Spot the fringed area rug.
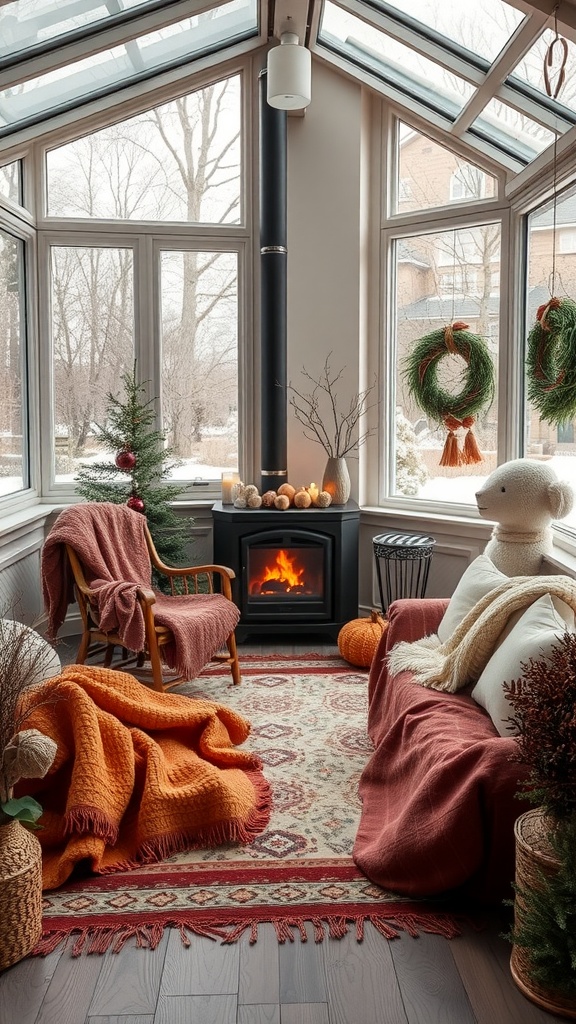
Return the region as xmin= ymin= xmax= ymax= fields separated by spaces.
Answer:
xmin=36 ymin=654 xmax=468 ymax=955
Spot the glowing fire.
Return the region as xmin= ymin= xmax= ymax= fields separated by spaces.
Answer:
xmin=261 ymin=549 xmax=304 ymax=590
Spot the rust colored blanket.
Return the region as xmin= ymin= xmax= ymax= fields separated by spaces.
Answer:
xmin=352 ymin=598 xmax=531 ymax=905
xmin=41 ymin=503 xmax=240 ymax=681
xmin=18 ymin=665 xmax=271 ymax=891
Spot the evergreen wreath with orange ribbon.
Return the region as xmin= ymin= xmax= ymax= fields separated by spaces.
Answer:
xmin=526 ymin=297 xmax=576 ymax=426
xmin=404 ymin=321 xmax=495 ymax=467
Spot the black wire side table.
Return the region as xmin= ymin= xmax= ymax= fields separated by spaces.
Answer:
xmin=372 ymin=531 xmax=436 ymax=613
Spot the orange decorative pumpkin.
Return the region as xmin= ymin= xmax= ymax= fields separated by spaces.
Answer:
xmin=337 ymin=609 xmax=388 ymax=668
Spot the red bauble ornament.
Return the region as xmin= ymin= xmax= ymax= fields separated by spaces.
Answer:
xmin=115 ymin=449 xmax=136 ymax=471
xmin=127 ymin=495 xmax=145 ymax=513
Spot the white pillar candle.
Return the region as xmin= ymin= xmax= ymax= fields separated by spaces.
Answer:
xmin=221 ymin=472 xmax=240 ymax=504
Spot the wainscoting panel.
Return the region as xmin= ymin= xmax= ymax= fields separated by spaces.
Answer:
xmin=359 ymin=512 xmax=492 ymax=618
xmin=0 ymin=549 xmax=43 ymax=623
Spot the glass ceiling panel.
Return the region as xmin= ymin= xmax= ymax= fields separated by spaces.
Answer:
xmin=470 ymin=96 xmax=557 ymax=162
xmin=507 ymin=27 xmax=576 ymax=119
xmin=0 ymin=0 xmax=157 ymax=60
xmin=0 ymin=0 xmax=257 ymax=133
xmin=320 ymin=2 xmax=475 ymax=118
xmin=368 ymin=0 xmax=525 ymax=65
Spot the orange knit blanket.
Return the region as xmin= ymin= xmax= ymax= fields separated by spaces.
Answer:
xmin=17 ymin=665 xmax=271 ymax=891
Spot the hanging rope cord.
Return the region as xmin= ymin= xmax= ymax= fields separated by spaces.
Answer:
xmin=543 ymin=6 xmax=568 ymax=298
xmin=524 ymin=16 xmax=576 ymax=427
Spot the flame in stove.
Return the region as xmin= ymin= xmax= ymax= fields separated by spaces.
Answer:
xmin=261 ymin=549 xmax=303 ymax=590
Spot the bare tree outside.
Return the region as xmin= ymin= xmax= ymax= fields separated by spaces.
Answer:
xmin=0 ymin=161 xmax=20 ymax=205
xmin=160 ymin=249 xmax=238 ymax=468
xmin=51 ymin=245 xmax=134 ymax=464
xmin=0 ymin=230 xmax=24 ymax=496
xmin=46 ymin=75 xmax=241 ymax=483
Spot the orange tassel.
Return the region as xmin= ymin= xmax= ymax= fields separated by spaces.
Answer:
xmin=463 ymin=427 xmax=483 ymax=464
xmin=439 ymin=430 xmax=461 ymax=467
xmin=460 ymin=416 xmax=483 ymax=464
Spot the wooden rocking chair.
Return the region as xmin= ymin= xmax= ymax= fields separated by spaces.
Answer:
xmin=64 ymin=519 xmax=241 ymax=691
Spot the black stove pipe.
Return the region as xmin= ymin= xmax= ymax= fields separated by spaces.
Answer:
xmin=259 ymin=68 xmax=288 ymax=496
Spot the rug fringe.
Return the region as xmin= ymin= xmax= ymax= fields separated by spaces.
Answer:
xmin=33 ymin=910 xmax=468 ymax=957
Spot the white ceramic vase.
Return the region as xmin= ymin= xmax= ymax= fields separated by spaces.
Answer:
xmin=322 ymin=457 xmax=351 ymax=505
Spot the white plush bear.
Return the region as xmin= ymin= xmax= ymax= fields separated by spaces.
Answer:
xmin=475 ymin=458 xmax=574 ymax=576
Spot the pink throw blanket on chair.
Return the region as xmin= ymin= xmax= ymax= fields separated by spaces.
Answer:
xmin=42 ymin=503 xmax=240 ymax=680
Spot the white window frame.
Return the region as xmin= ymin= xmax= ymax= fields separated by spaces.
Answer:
xmin=31 ymin=63 xmax=254 ymax=505
xmin=378 ymin=112 xmax=514 ymax=516
xmin=37 ymin=227 xmax=250 ymax=503
xmin=0 ymin=203 xmax=40 ymax=516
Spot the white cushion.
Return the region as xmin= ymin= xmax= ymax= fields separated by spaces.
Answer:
xmin=437 ymin=554 xmax=509 ymax=643
xmin=0 ymin=619 xmax=61 ymax=687
xmin=470 ymin=594 xmax=573 ymax=736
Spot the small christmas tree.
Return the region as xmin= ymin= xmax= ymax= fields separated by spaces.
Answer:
xmin=75 ymin=365 xmax=192 ymax=572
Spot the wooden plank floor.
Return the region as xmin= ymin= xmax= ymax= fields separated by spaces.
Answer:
xmin=0 ymin=637 xmax=560 ymax=1024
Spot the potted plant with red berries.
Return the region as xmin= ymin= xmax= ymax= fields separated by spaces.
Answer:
xmin=504 ymin=631 xmax=576 ymax=1019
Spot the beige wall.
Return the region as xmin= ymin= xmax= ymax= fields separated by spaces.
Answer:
xmin=285 ymin=62 xmax=364 ymax=493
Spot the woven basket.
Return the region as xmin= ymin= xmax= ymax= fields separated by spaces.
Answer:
xmin=510 ymin=809 xmax=576 ymax=1020
xmin=0 ymin=819 xmax=43 ymax=970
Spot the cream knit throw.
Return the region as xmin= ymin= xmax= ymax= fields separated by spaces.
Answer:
xmin=387 ymin=575 xmax=576 ymax=692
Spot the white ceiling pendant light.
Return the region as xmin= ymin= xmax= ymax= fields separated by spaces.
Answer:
xmin=267 ymin=32 xmax=311 ymax=110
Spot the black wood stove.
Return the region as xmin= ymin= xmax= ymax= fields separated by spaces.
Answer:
xmin=212 ymin=501 xmax=359 ymax=642
xmin=211 ymin=75 xmax=359 ymax=641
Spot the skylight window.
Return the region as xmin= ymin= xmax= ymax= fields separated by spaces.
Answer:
xmin=320 ymin=2 xmax=475 ymax=118
xmin=368 ymin=0 xmax=525 ymax=64
xmin=507 ymin=27 xmax=576 ymax=117
xmin=316 ymin=0 xmax=576 ymax=170
xmin=0 ymin=0 xmax=258 ymax=135
xmin=0 ymin=0 xmax=161 ymax=60
xmin=470 ymin=97 xmax=557 ymax=162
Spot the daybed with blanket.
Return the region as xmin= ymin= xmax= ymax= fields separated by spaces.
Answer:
xmin=353 ymin=556 xmax=576 ymax=905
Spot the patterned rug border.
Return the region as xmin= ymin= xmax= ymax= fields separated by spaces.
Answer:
xmin=33 ymin=657 xmax=473 ymax=956
xmin=201 ymin=653 xmax=355 ymax=676
xmin=36 ymin=857 xmax=469 ymax=956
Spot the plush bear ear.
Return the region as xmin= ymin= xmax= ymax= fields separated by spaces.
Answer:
xmin=548 ymin=480 xmax=574 ymax=519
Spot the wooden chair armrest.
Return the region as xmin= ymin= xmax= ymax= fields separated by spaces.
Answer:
xmin=157 ymin=565 xmax=235 ymax=600
xmin=144 ymin=522 xmax=235 ymax=581
xmin=155 ymin=563 xmax=235 ymax=580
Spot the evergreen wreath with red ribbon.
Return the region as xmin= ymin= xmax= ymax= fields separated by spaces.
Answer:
xmin=404 ymin=321 xmax=495 ymax=467
xmin=526 ymin=297 xmax=576 ymax=426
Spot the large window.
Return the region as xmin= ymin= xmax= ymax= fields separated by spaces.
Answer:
xmin=45 ymin=77 xmax=242 ymax=223
xmin=391 ymin=224 xmax=500 ymax=506
xmin=43 ymin=75 xmax=243 ymax=494
xmin=159 ymin=248 xmax=238 ymax=479
xmin=525 ymin=184 xmax=576 ymax=532
xmin=0 ymin=229 xmax=27 ymax=497
xmin=50 ymin=244 xmax=135 ymax=483
xmin=389 ymin=121 xmax=502 ymax=509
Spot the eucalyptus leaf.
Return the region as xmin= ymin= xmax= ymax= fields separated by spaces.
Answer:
xmin=1 ymin=795 xmax=43 ymax=824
